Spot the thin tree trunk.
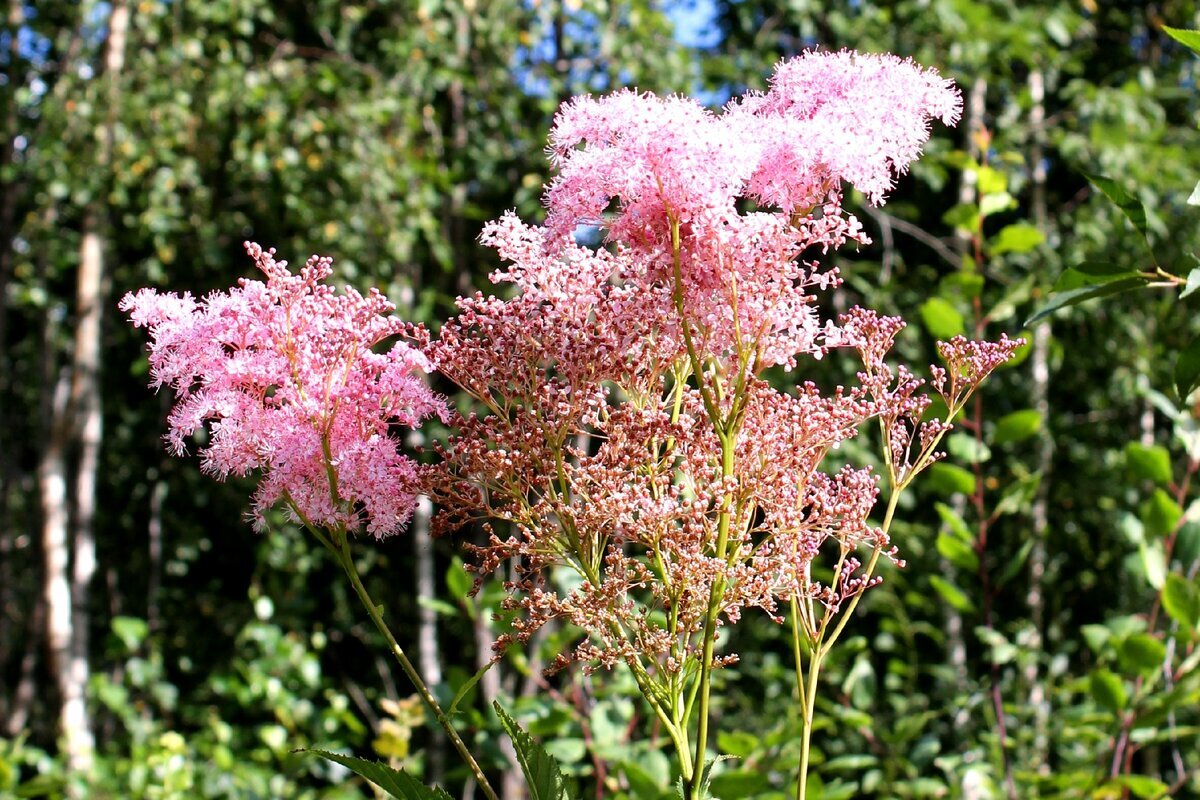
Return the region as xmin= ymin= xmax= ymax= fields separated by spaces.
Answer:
xmin=5 ymin=592 xmax=45 ymax=736
xmin=412 ymin=488 xmax=446 ymax=784
xmin=38 ymin=0 xmax=130 ymax=779
xmin=40 ymin=362 xmax=89 ymax=771
xmin=1025 ymin=67 xmax=1054 ymax=772
xmin=475 ymin=593 xmax=523 ymax=800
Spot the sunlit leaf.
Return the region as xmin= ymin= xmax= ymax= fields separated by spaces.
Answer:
xmin=1125 ymin=443 xmax=1173 ymax=485
xmin=303 ymin=750 xmax=452 ymax=799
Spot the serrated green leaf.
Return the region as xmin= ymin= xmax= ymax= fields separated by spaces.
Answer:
xmin=303 ymin=750 xmax=453 ymax=799
xmin=920 ymin=297 xmax=966 ymax=339
xmin=1118 ymin=634 xmax=1167 ymax=677
xmin=1164 ymin=25 xmax=1200 ymax=56
xmin=992 ymin=409 xmax=1042 ymax=445
xmin=1162 ymin=573 xmax=1200 ymax=633
xmin=1086 ymin=173 xmax=1149 ymax=246
xmin=1125 ymin=443 xmax=1173 ymax=485
xmin=494 ymin=702 xmax=576 ymax=800
xmin=1175 ymin=336 xmax=1200 ymax=401
xmin=1090 ymin=669 xmax=1127 ymax=711
xmin=929 ymin=575 xmax=975 ymax=613
xmin=989 ymin=222 xmax=1044 ymax=255
xmin=1025 ymin=277 xmax=1148 ymax=326
xmin=927 ymin=463 xmax=977 ymax=496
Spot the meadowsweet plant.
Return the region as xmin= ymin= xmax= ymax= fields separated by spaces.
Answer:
xmin=124 ymin=49 xmax=1024 ymax=800
xmin=430 ymin=50 xmax=1022 ymax=798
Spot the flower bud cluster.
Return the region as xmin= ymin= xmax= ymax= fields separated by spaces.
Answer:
xmin=431 ymin=51 xmax=1018 ymax=676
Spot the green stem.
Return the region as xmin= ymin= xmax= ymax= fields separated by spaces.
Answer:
xmin=330 ymin=530 xmax=500 ymax=800
xmin=690 ymin=433 xmax=737 ymax=799
xmin=796 ymin=645 xmax=822 ymax=800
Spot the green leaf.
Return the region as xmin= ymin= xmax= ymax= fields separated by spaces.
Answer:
xmin=1188 ymin=180 xmax=1200 ymax=208
xmin=1125 ymin=443 xmax=1173 ymax=485
xmin=1100 ymin=775 xmax=1171 ymax=799
xmin=1182 ymin=267 xmax=1200 ymax=298
xmin=1052 ymin=261 xmax=1140 ymax=291
xmin=1025 ymin=277 xmax=1148 ymax=326
xmin=946 ymin=432 xmax=991 ymax=464
xmin=1163 ymin=25 xmax=1200 ymax=56
xmin=979 ymin=191 xmax=1016 ymax=217
xmin=929 ymin=575 xmax=975 ymax=613
xmin=1174 ymin=336 xmax=1200 ymax=401
xmin=942 ymin=202 xmax=980 ymax=233
xmin=1085 ymin=173 xmax=1150 ymax=245
xmin=494 ymin=702 xmax=576 ymax=800
xmin=926 ymin=463 xmax=977 ymax=496
xmin=1162 ymin=573 xmax=1200 ymax=633
xmin=1090 ymin=669 xmax=1127 ymax=711
xmin=111 ymin=616 xmax=150 ymax=651
xmin=303 ymin=750 xmax=453 ymax=799
xmin=448 ymin=660 xmax=495 ymax=716
xmin=919 ymin=297 xmax=966 ymax=339
xmin=1140 ymin=538 xmax=1167 ymax=590
xmin=937 ymin=529 xmax=980 ymax=572
xmin=974 ymin=626 xmax=1016 ymax=665
xmin=1141 ymin=489 xmax=1183 ymax=540
xmin=446 ymin=557 xmax=473 ymax=599
xmin=996 ymin=539 xmax=1035 ymax=589
xmin=708 ymin=770 xmax=770 ymax=797
xmin=989 ymin=222 xmax=1044 ymax=255
xmin=934 ymin=502 xmax=973 ymax=543
xmin=1118 ymin=634 xmax=1167 ymax=677
xmin=992 ymin=409 xmax=1042 ymax=445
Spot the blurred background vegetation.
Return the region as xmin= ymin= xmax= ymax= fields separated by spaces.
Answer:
xmin=4 ymin=0 xmax=1200 ymax=798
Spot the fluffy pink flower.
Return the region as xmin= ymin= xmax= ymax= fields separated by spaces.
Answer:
xmin=122 ymin=242 xmax=445 ymax=537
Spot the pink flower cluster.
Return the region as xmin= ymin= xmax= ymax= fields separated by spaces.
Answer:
xmin=121 ymin=242 xmax=445 ymax=537
xmin=431 ymin=51 xmax=1019 ymax=673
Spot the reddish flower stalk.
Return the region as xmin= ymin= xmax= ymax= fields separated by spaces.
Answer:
xmin=430 ymin=50 xmax=1023 ymax=797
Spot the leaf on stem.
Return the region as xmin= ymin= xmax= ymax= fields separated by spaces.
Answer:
xmin=1025 ymin=277 xmax=1148 ymax=326
xmin=494 ymin=702 xmax=578 ymax=800
xmin=1174 ymin=335 xmax=1200 ymax=400
xmin=1084 ymin=173 xmax=1151 ymax=249
xmin=302 ymin=749 xmax=453 ymax=799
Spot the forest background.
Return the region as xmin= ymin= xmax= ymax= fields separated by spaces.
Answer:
xmin=4 ymin=1 xmax=1200 ymax=798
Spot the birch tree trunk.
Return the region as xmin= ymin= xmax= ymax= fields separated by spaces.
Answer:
xmin=1025 ymin=67 xmax=1054 ymax=771
xmin=37 ymin=0 xmax=130 ymax=780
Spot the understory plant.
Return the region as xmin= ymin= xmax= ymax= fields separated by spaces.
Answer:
xmin=123 ymin=50 xmax=1022 ymax=799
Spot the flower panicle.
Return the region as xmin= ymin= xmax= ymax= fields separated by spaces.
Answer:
xmin=122 ymin=242 xmax=445 ymax=538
